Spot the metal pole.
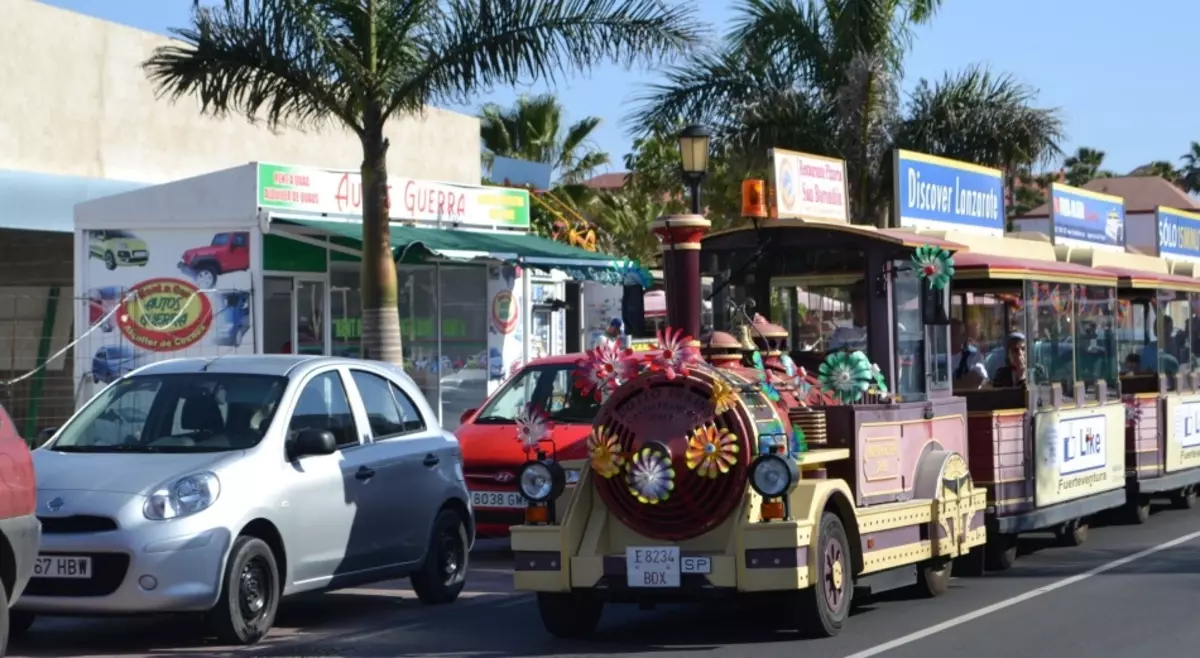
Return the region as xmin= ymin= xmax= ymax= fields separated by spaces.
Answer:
xmin=435 ymin=262 xmax=443 ymax=427
xmin=688 ymin=178 xmax=702 ymax=215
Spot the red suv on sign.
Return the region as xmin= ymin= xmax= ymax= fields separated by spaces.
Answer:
xmin=178 ymin=232 xmax=250 ymax=289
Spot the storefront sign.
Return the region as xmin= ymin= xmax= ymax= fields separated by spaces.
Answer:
xmin=257 ymin=163 xmax=530 ymax=229
xmin=1156 ymin=206 xmax=1200 ymax=260
xmin=118 ymin=277 xmax=213 ymax=351
xmin=769 ymin=149 xmax=849 ymax=222
xmin=893 ymin=150 xmax=1004 ymax=236
xmin=1034 ymin=406 xmax=1124 ymax=505
xmin=1166 ymin=396 xmax=1200 ymax=472
xmin=1050 ymin=183 xmax=1125 ymax=250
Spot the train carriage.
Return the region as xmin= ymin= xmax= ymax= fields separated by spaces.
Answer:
xmin=508 ymin=214 xmax=988 ymax=638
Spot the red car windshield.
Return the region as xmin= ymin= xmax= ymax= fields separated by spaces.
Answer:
xmin=474 ymin=364 xmax=599 ymax=425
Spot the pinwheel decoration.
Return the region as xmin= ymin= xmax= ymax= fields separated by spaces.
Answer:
xmin=911 ymin=245 xmax=955 ymax=290
xmin=818 ymin=350 xmax=875 ymax=404
xmin=514 ymin=404 xmax=552 ymax=451
xmin=647 ymin=326 xmax=702 ymax=380
xmin=751 ymin=351 xmax=782 ymax=402
xmin=573 ymin=342 xmax=637 ymax=401
xmin=587 ymin=425 xmax=625 ymax=478
xmin=791 ymin=426 xmax=808 ymax=453
xmin=626 ymin=447 xmax=675 ymax=504
xmin=709 ymin=375 xmax=739 ymax=415
xmin=685 ymin=425 xmax=740 ymax=478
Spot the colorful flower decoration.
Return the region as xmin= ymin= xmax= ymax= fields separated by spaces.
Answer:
xmin=818 ymin=350 xmax=874 ymax=404
xmin=647 ymin=326 xmax=702 ymax=380
xmin=514 ymin=404 xmax=552 ymax=451
xmin=626 ymin=447 xmax=675 ymax=504
xmin=911 ymin=245 xmax=955 ymax=290
xmin=709 ymin=376 xmax=739 ymax=415
xmin=791 ymin=426 xmax=808 ymax=453
xmin=757 ymin=419 xmax=787 ymax=454
xmin=587 ymin=425 xmax=625 ymax=478
xmin=685 ymin=425 xmax=740 ymax=478
xmin=573 ymin=342 xmax=637 ymax=401
xmin=751 ymin=351 xmax=782 ymax=402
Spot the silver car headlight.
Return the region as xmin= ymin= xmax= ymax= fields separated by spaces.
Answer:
xmin=748 ymin=454 xmax=800 ymax=498
xmin=144 ymin=472 xmax=221 ymax=520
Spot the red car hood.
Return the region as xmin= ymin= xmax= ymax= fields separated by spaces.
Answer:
xmin=456 ymin=421 xmax=591 ymax=471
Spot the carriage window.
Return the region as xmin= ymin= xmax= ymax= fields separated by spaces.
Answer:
xmin=893 ymin=263 xmax=924 ymax=400
xmin=951 ymin=291 xmax=1017 ymax=388
xmin=1026 ymin=281 xmax=1075 ymax=391
xmin=1075 ymin=285 xmax=1117 ymax=394
xmin=775 ymin=283 xmax=866 ymax=354
xmin=1117 ymin=294 xmax=1152 ymax=377
xmin=1154 ymin=290 xmax=1191 ymax=385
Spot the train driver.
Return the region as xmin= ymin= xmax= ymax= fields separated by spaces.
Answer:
xmin=990 ymin=332 xmax=1029 ymax=388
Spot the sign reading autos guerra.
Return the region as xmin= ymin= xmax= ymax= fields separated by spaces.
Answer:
xmin=256 ymin=163 xmax=530 ymax=229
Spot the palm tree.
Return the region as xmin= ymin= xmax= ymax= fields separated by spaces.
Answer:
xmin=631 ymin=0 xmax=1064 ymax=226
xmin=593 ymin=191 xmax=666 ymax=265
xmin=1062 ymin=147 xmax=1113 ymax=187
xmin=146 ymin=0 xmax=703 ymax=365
xmin=481 ymin=94 xmax=609 ymax=185
xmin=1180 ymin=141 xmax=1200 ymax=194
xmin=1128 ymin=160 xmax=1182 ymax=185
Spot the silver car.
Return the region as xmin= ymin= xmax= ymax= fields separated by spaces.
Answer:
xmin=16 ymin=356 xmax=474 ymax=645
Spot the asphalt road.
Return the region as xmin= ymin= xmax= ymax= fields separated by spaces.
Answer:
xmin=11 ymin=506 xmax=1200 ymax=658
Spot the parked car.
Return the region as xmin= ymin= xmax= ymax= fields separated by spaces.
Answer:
xmin=19 ymin=355 xmax=473 ymax=645
xmin=0 ymin=404 xmax=40 ymax=655
xmin=91 ymin=345 xmax=139 ymax=384
xmin=178 ymin=232 xmax=250 ymax=289
xmin=455 ymin=354 xmax=598 ymax=537
xmin=88 ymin=230 xmax=149 ymax=270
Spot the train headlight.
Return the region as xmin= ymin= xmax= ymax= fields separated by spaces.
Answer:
xmin=748 ymin=454 xmax=800 ymax=498
xmin=518 ymin=459 xmax=567 ymax=503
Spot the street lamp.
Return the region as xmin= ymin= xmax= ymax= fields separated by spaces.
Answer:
xmin=678 ymin=124 xmax=711 ymax=214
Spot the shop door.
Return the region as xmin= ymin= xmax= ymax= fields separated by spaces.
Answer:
xmin=263 ymin=277 xmax=294 ymax=354
xmin=263 ymin=276 xmax=329 ymax=355
xmin=295 ymin=278 xmax=328 ymax=355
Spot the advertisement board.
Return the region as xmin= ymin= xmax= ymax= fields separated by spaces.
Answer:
xmin=1034 ymin=405 xmax=1125 ymax=506
xmin=1165 ymin=395 xmax=1200 ymax=472
xmin=256 ymin=163 xmax=530 ymax=229
xmin=76 ymin=227 xmax=257 ymax=403
xmin=1049 ymin=183 xmax=1125 ymax=251
xmin=893 ymin=150 xmax=1005 ymax=236
xmin=768 ymin=149 xmax=849 ymax=222
xmin=1155 ymin=206 xmax=1200 ymax=261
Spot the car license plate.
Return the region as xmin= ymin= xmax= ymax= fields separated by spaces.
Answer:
xmin=470 ymin=490 xmax=527 ymax=508
xmin=626 ymin=546 xmax=680 ymax=587
xmin=33 ymin=555 xmax=92 ymax=579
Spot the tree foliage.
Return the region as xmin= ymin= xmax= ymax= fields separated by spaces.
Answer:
xmin=480 ymin=93 xmax=610 ymax=184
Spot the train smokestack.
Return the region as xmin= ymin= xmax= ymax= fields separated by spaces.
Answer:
xmin=652 ymin=214 xmax=711 ymax=338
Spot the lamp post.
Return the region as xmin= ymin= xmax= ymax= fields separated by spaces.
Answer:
xmin=678 ymin=124 xmax=711 ymax=214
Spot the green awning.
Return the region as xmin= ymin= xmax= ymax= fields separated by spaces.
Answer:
xmin=271 ymin=217 xmax=636 ymax=284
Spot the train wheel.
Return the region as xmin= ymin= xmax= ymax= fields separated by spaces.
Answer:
xmin=1126 ymin=496 xmax=1151 ymax=525
xmin=1055 ymin=520 xmax=1088 ymax=547
xmin=914 ymin=558 xmax=951 ymax=597
xmin=953 ymin=546 xmax=986 ymax=578
xmin=985 ymin=534 xmax=1018 ymax=571
xmin=535 ymin=592 xmax=603 ymax=639
xmin=1171 ymin=485 xmax=1197 ymax=510
xmin=789 ymin=512 xmax=852 ymax=638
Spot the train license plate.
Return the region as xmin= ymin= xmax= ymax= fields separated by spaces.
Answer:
xmin=33 ymin=555 xmax=92 ymax=579
xmin=470 ymin=490 xmax=526 ymax=508
xmin=626 ymin=546 xmax=680 ymax=587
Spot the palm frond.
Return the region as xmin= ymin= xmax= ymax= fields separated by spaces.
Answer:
xmin=151 ymin=0 xmax=366 ymax=133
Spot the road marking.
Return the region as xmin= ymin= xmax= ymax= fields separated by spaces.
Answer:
xmin=843 ymin=527 xmax=1200 ymax=658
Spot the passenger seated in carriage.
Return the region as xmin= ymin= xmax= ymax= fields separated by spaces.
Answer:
xmin=828 ymin=285 xmax=868 ymax=351
xmin=951 ymin=318 xmax=987 ymax=389
xmin=991 ymin=333 xmax=1030 ymax=388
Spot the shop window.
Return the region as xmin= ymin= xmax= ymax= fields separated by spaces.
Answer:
xmin=263 ymin=234 xmax=327 ymax=273
xmin=437 ymin=265 xmax=488 ymax=431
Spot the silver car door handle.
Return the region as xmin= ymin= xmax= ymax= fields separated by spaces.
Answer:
xmin=355 ymin=466 xmax=375 ymax=480
xmin=422 ymin=454 xmax=440 ymax=467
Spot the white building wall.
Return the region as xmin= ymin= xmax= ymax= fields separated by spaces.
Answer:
xmin=0 ymin=0 xmax=481 ymax=186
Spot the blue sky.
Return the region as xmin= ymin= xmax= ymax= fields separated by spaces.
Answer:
xmin=39 ymin=0 xmax=1198 ymax=175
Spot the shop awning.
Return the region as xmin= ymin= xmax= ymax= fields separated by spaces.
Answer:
xmin=272 ymin=217 xmax=634 ymax=284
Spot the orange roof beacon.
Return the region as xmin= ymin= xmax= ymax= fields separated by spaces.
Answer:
xmin=508 ymin=147 xmax=1200 ymax=640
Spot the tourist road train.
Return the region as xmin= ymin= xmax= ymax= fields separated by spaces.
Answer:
xmin=503 ymin=149 xmax=1200 ymax=639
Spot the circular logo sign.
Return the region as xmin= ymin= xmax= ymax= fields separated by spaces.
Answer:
xmin=491 ymin=291 xmax=518 ymax=335
xmin=779 ymin=160 xmax=797 ymax=210
xmin=118 ymin=278 xmax=214 ymax=352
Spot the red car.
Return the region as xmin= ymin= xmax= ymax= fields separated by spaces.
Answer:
xmin=456 ymin=354 xmax=600 ymax=537
xmin=177 ymin=231 xmax=250 ymax=289
xmin=0 ymin=403 xmax=40 ymax=651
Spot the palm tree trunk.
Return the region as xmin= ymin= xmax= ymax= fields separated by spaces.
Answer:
xmin=359 ymin=108 xmax=403 ymax=365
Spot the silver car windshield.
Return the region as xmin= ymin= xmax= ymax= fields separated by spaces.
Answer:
xmin=473 ymin=365 xmax=599 ymax=425
xmin=48 ymin=374 xmax=287 ymax=453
